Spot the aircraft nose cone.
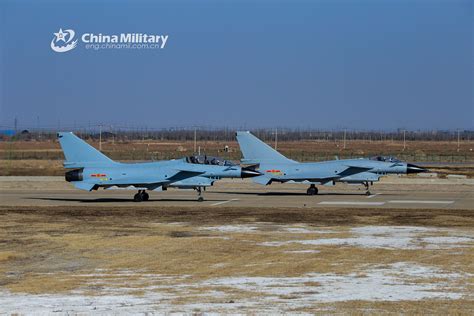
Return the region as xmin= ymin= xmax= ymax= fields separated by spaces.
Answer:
xmin=407 ymin=163 xmax=428 ymax=174
xmin=241 ymin=166 xmax=262 ymax=178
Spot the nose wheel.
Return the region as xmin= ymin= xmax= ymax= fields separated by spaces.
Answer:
xmin=306 ymin=184 xmax=318 ymax=195
xmin=133 ymin=190 xmax=149 ymax=202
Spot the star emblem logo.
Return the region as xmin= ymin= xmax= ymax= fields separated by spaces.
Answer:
xmin=54 ymin=28 xmax=68 ymax=42
xmin=51 ymin=28 xmax=78 ymax=53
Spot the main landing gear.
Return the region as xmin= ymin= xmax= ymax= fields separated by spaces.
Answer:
xmin=133 ymin=190 xmax=149 ymax=202
xmin=306 ymin=184 xmax=318 ymax=195
xmin=363 ymin=181 xmax=372 ymax=196
xmin=196 ymin=187 xmax=204 ymax=202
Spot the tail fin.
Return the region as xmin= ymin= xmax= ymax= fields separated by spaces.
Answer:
xmin=57 ymin=132 xmax=114 ymax=168
xmin=236 ymin=131 xmax=296 ymax=164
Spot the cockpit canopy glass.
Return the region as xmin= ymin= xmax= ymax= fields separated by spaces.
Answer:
xmin=186 ymin=155 xmax=235 ymax=166
xmin=370 ymin=156 xmax=401 ymax=163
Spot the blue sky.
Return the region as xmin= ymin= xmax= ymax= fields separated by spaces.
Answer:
xmin=0 ymin=0 xmax=472 ymax=130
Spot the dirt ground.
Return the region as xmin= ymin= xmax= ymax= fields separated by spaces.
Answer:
xmin=0 ymin=205 xmax=473 ymax=314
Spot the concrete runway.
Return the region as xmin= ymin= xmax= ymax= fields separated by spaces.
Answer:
xmin=1 ymin=176 xmax=473 ymax=210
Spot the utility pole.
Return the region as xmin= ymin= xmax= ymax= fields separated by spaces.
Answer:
xmin=457 ymin=129 xmax=460 ymax=152
xmin=194 ymin=127 xmax=197 ymax=153
xmin=343 ymin=129 xmax=347 ymax=149
xmin=36 ymin=116 xmax=40 ymax=139
xmin=274 ymin=128 xmax=278 ymax=150
xmin=403 ymin=130 xmax=406 ymax=151
xmin=99 ymin=124 xmax=102 ymax=151
xmin=111 ymin=125 xmax=115 ymax=145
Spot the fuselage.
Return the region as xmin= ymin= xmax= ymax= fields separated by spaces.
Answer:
xmin=258 ymin=158 xmax=410 ymax=184
xmin=66 ymin=158 xmax=246 ymax=190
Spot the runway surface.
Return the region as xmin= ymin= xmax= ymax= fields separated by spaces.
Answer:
xmin=1 ymin=176 xmax=473 ymax=210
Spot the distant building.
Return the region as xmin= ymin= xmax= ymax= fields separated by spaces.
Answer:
xmin=0 ymin=130 xmax=16 ymax=137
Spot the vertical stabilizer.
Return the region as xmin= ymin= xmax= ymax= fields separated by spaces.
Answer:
xmin=236 ymin=131 xmax=296 ymax=164
xmin=57 ymin=132 xmax=114 ymax=168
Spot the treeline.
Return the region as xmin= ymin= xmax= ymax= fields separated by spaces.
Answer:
xmin=2 ymin=128 xmax=473 ymax=142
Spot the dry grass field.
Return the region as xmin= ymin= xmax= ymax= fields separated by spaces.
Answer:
xmin=1 ymin=138 xmax=473 ymax=160
xmin=0 ymin=205 xmax=473 ymax=313
xmin=1 ymin=139 xmax=473 ymax=176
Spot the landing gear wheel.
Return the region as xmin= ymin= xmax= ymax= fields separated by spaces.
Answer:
xmin=134 ymin=190 xmax=148 ymax=202
xmin=306 ymin=185 xmax=318 ymax=196
xmin=366 ymin=191 xmax=372 ymax=196
xmin=134 ymin=192 xmax=143 ymax=202
xmin=196 ymin=187 xmax=204 ymax=202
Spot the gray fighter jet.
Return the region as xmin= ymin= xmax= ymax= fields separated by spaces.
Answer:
xmin=58 ymin=132 xmax=260 ymax=201
xmin=236 ymin=131 xmax=427 ymax=195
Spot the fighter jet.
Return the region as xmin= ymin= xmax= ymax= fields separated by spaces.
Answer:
xmin=236 ymin=131 xmax=427 ymax=195
xmin=58 ymin=132 xmax=260 ymax=201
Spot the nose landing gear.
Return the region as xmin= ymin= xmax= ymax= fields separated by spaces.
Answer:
xmin=133 ymin=190 xmax=149 ymax=202
xmin=363 ymin=182 xmax=371 ymax=196
xmin=196 ymin=187 xmax=204 ymax=202
xmin=306 ymin=184 xmax=318 ymax=195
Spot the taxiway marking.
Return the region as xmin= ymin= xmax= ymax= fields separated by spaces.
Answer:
xmin=367 ymin=193 xmax=382 ymax=199
xmin=318 ymin=201 xmax=385 ymax=206
xmin=211 ymin=199 xmax=240 ymax=206
xmin=388 ymin=200 xmax=454 ymax=204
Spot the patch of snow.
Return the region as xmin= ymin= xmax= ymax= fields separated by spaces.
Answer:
xmin=198 ymin=223 xmax=335 ymax=235
xmin=260 ymin=226 xmax=474 ymax=250
xmin=418 ymin=236 xmax=474 ymax=249
xmin=0 ymin=291 xmax=169 ymax=314
xmin=198 ymin=225 xmax=259 ymax=233
xmin=211 ymin=263 xmax=227 ymax=268
xmin=167 ymin=222 xmax=189 ymax=226
xmin=351 ymin=226 xmax=432 ymax=235
xmin=1 ymin=263 xmax=470 ymax=314
xmin=200 ymin=262 xmax=469 ymax=302
xmin=284 ymin=250 xmax=321 ymax=254
xmin=283 ymin=227 xmax=321 ymax=233
xmin=201 ymin=236 xmax=231 ymax=240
